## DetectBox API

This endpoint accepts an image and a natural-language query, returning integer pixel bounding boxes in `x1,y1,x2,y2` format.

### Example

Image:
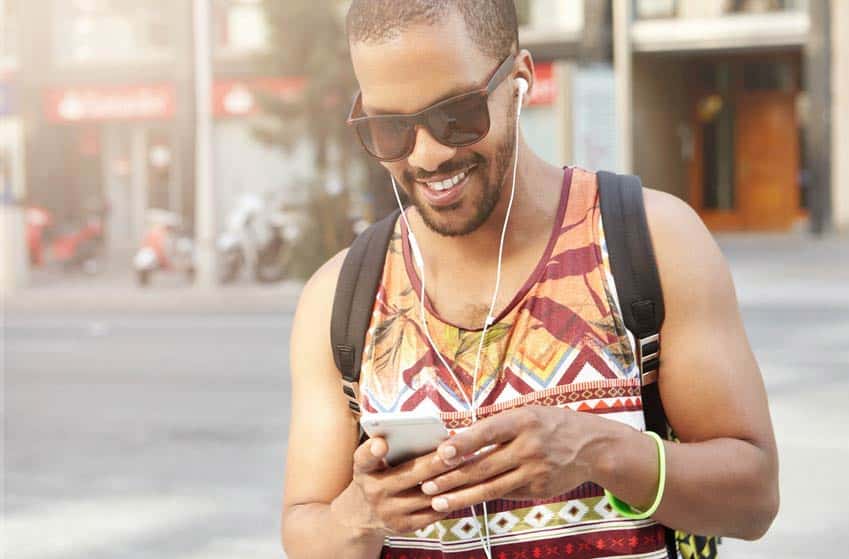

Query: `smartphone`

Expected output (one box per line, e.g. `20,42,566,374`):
359,412,450,466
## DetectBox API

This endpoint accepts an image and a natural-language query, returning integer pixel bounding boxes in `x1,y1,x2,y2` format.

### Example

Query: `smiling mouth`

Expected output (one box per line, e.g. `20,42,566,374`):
422,168,470,191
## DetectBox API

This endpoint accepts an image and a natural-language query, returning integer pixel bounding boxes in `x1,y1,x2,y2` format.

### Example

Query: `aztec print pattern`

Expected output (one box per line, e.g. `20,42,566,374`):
358,167,674,558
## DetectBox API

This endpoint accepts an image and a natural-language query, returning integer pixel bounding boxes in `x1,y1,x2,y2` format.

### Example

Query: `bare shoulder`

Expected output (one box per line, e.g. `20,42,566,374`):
641,188,730,305
641,189,772,446
290,248,350,345
642,188,717,260
297,248,350,318
287,247,350,391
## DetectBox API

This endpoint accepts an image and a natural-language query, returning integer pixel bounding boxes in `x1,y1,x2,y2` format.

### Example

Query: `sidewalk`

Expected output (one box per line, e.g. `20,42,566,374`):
716,231,849,308
3,232,847,314
3,247,304,314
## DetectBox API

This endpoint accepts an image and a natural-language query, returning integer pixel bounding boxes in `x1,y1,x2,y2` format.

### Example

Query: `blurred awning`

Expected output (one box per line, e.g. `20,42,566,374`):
632,11,810,54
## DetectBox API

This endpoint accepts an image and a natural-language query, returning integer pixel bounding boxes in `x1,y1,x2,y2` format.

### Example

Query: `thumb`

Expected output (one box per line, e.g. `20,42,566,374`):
353,437,388,474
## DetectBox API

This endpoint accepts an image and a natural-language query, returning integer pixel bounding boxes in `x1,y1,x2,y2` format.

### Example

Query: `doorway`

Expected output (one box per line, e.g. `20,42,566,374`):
689,55,802,231
101,123,179,247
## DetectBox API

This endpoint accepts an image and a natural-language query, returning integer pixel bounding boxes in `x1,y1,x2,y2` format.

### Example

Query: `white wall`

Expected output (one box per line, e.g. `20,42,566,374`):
572,64,619,173
0,117,28,291
212,119,315,226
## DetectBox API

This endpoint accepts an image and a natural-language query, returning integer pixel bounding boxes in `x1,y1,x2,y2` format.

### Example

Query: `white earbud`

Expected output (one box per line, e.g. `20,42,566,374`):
515,77,529,97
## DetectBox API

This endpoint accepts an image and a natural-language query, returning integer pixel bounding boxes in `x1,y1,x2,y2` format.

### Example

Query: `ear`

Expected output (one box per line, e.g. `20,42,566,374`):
513,48,535,106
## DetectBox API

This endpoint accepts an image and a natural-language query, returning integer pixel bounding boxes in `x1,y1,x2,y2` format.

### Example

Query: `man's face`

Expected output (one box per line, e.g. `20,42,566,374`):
350,12,517,237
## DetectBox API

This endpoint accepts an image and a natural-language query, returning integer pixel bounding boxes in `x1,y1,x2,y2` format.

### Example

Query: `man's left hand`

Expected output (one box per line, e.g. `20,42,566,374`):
421,405,620,513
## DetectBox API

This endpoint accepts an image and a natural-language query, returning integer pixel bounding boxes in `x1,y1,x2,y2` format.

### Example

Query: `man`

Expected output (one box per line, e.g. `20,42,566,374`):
282,1,779,558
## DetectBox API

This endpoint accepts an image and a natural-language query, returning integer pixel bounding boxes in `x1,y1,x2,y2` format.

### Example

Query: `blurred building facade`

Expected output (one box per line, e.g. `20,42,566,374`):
518,0,620,173
1,0,28,290
615,0,848,233
2,0,847,291
11,0,314,256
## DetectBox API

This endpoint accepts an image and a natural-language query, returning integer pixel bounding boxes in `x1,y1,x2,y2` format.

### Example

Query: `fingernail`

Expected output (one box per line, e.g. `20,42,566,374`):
421,481,439,495
432,497,448,512
441,445,457,460
370,443,382,457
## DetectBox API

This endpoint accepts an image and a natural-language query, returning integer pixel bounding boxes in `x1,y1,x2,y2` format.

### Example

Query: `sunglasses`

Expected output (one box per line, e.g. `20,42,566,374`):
346,54,516,162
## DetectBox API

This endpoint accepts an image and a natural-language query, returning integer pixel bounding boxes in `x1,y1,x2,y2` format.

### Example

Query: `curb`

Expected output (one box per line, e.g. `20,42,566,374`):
2,283,305,314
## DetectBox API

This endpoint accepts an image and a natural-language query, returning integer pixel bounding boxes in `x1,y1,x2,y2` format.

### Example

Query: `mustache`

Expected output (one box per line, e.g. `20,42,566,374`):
404,154,484,182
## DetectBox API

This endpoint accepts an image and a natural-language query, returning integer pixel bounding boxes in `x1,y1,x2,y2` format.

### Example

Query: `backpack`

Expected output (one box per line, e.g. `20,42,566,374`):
329,171,719,559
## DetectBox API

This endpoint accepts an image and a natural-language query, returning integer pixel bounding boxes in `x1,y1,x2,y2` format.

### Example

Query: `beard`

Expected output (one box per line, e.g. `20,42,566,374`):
402,112,517,237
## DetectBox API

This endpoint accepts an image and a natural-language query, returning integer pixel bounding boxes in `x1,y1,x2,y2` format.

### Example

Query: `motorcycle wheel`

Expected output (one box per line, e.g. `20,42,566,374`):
254,237,292,283
137,269,151,287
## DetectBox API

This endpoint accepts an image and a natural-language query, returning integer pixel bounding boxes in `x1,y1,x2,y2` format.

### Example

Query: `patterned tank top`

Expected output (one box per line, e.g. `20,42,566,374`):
358,167,670,558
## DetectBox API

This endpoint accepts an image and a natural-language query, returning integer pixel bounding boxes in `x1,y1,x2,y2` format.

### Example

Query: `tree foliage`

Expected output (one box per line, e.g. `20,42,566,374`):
256,0,395,277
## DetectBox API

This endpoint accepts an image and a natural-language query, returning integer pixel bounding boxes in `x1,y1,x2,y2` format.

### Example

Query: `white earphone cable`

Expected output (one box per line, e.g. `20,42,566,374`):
473,83,524,557
391,178,474,412
389,81,525,559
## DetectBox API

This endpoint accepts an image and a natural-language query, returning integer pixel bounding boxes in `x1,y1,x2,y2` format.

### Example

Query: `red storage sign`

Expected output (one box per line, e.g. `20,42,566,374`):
529,62,556,106
213,77,306,117
45,84,176,122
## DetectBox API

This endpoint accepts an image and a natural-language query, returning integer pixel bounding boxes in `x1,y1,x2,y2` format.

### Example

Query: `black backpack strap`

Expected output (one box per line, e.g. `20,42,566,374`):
597,171,666,432
330,208,401,417
598,171,677,559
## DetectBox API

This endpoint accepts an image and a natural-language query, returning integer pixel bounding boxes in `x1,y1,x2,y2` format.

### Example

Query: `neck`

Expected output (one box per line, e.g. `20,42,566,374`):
408,137,565,272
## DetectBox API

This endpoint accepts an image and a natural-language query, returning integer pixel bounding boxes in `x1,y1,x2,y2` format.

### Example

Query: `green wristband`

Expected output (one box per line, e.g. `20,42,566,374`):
603,430,667,520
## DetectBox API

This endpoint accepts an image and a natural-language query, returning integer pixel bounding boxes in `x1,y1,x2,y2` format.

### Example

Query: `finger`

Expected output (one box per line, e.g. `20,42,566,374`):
384,487,443,515
429,469,527,513
421,445,517,496
387,510,451,536
381,449,459,494
353,437,388,474
437,411,523,465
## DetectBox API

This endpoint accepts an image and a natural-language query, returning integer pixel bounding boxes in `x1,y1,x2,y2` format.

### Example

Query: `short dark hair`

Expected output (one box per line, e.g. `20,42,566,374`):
346,0,519,61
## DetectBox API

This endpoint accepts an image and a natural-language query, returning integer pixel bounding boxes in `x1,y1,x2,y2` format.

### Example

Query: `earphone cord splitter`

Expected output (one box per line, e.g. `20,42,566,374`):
390,82,525,559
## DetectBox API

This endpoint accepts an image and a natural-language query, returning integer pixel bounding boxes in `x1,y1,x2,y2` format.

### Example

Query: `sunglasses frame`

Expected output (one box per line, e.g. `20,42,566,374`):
346,54,517,162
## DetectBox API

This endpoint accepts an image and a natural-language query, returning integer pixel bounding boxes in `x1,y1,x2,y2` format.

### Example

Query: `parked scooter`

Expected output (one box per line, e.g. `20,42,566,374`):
134,209,195,286
26,199,106,274
26,206,53,267
216,192,304,284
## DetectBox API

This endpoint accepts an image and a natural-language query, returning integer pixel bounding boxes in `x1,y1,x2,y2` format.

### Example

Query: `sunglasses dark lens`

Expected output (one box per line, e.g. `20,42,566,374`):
356,117,414,161
426,93,489,146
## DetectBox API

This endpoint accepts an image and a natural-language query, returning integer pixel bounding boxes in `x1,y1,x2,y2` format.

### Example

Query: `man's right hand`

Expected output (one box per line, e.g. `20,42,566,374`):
330,437,455,536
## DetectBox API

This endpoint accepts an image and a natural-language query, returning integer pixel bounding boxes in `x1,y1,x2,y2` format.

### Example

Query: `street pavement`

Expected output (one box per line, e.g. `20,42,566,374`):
3,232,848,558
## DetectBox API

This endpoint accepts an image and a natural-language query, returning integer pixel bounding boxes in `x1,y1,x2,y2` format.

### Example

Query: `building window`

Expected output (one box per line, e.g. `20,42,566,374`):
728,0,809,13
517,0,584,34
214,0,270,56
635,0,677,19
698,63,735,211
635,0,810,19
52,0,174,65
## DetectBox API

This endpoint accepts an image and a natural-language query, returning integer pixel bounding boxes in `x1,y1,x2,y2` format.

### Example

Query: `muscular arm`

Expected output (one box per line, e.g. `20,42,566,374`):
593,189,779,539
281,250,384,559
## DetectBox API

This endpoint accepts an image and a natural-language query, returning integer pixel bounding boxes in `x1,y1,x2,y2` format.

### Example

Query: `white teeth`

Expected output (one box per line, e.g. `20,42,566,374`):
427,170,467,191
